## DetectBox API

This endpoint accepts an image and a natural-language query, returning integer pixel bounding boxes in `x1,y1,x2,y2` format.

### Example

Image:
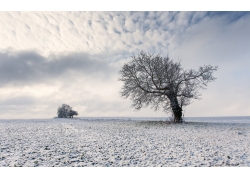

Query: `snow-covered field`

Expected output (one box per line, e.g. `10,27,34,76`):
1,117,250,167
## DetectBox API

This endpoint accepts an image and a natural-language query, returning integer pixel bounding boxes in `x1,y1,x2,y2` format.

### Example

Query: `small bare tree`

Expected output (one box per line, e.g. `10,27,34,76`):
118,51,218,123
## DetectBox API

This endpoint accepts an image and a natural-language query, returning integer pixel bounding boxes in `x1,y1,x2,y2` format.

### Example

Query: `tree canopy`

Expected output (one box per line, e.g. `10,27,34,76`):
57,104,78,118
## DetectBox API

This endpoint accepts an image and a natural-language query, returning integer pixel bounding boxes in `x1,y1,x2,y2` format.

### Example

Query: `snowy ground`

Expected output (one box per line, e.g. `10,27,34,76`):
1,117,250,167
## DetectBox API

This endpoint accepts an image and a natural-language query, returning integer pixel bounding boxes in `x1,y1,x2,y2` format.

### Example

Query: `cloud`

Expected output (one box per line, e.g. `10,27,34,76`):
0,96,36,106
0,50,116,87
169,12,250,67
0,12,213,56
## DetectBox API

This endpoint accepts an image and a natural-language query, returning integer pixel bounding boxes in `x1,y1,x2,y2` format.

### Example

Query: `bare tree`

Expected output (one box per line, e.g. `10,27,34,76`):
118,51,218,123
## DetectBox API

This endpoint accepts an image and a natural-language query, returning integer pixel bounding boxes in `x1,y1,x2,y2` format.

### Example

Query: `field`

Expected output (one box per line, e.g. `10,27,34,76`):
1,117,250,167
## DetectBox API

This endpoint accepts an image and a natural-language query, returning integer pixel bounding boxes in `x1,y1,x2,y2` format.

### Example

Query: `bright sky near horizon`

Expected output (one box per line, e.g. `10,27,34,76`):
0,10,250,118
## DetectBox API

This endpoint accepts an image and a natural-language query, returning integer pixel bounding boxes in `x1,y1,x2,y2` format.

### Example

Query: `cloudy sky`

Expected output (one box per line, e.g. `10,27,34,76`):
0,11,249,118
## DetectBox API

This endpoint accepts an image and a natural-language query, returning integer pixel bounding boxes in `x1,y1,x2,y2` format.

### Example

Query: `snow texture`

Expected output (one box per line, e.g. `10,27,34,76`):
1,117,250,167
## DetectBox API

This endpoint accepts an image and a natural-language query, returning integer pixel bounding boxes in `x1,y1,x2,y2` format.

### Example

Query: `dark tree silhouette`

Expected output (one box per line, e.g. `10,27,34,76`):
68,110,78,118
118,51,218,123
57,104,78,118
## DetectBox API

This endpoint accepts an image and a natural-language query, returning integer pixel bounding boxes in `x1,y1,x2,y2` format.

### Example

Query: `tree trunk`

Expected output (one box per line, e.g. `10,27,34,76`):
169,95,183,123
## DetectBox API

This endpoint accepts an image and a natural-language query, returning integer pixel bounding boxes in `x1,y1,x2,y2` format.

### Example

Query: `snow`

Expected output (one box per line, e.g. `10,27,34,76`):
1,117,250,167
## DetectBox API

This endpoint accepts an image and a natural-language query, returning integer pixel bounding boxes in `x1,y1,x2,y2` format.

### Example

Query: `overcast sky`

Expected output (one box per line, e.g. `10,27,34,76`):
0,11,249,118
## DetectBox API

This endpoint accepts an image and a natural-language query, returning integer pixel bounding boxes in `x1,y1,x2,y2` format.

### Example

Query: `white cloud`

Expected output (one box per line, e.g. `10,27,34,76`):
0,12,193,56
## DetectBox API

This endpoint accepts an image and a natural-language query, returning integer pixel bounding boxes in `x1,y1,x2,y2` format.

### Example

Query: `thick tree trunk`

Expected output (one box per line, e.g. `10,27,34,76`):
169,95,183,123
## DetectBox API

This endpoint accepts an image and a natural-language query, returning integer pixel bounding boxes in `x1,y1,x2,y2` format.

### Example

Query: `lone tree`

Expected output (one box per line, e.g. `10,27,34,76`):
118,51,218,123
57,104,78,118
